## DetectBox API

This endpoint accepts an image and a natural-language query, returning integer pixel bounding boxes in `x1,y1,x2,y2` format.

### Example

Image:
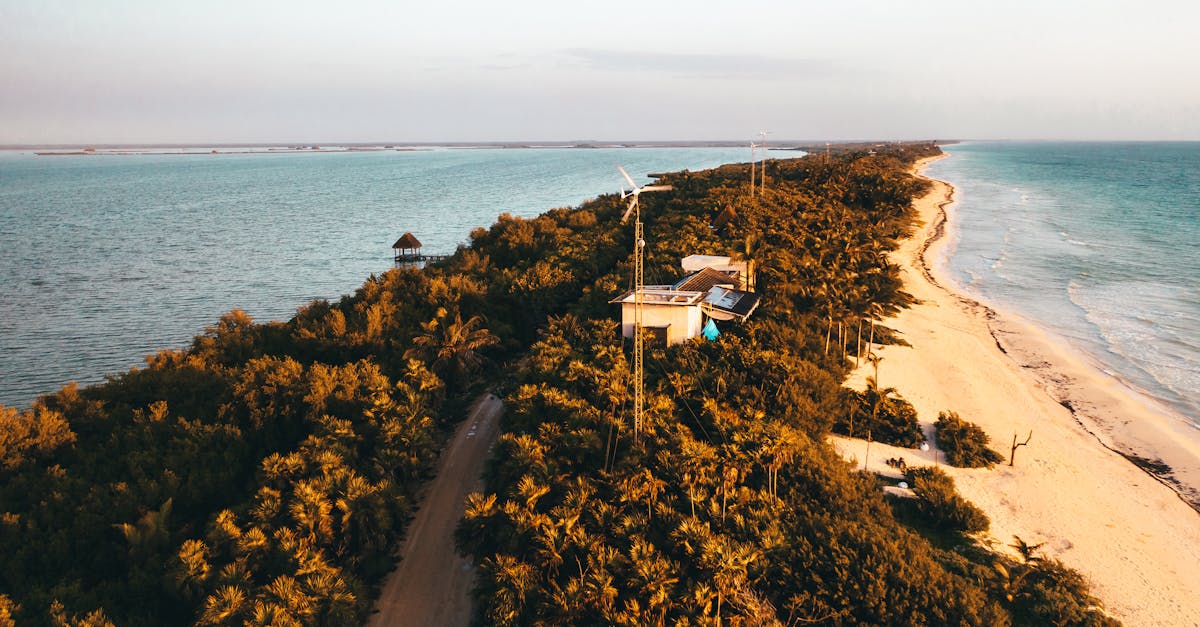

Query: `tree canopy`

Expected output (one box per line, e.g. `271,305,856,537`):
0,143,1114,626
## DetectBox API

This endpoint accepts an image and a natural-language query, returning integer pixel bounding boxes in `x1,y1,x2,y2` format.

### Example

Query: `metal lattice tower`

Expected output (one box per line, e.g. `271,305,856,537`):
633,216,645,440
616,165,671,445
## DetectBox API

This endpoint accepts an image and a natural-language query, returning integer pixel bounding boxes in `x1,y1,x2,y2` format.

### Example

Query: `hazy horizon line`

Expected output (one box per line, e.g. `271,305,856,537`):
0,139,911,148
6,138,1200,151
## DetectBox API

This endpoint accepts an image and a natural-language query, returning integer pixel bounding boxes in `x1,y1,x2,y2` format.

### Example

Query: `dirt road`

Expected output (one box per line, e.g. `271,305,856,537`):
368,393,503,627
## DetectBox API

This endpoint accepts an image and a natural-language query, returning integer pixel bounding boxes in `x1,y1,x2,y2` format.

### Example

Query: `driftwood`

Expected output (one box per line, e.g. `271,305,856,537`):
1009,430,1033,467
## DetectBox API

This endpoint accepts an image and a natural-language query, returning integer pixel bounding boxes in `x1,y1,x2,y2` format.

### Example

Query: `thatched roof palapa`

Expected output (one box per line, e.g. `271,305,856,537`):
392,232,422,249
711,204,737,230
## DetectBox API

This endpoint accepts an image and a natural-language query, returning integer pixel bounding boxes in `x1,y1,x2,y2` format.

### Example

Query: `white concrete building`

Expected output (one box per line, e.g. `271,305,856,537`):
611,255,762,346
609,289,706,346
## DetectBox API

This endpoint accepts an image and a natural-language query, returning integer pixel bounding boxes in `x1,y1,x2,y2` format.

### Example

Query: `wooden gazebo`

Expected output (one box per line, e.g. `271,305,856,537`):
392,232,423,261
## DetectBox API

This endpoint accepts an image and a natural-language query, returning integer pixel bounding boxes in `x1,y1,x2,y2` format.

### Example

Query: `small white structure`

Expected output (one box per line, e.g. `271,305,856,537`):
610,289,705,346
611,255,762,346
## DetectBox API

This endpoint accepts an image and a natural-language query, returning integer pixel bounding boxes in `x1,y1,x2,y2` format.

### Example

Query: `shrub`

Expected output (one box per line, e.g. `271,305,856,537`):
997,538,1120,626
837,382,925,448
1012,559,1121,626
906,466,989,534
936,411,1004,468
872,393,925,448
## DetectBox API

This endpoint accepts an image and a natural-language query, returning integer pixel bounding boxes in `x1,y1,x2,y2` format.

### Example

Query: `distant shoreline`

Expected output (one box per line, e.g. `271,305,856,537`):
9,141,749,153
4,140,954,154
29,147,433,156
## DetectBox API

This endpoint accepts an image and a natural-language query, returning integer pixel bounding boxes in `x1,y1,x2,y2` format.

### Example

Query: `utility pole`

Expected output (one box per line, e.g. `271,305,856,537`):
758,130,769,196
750,142,758,198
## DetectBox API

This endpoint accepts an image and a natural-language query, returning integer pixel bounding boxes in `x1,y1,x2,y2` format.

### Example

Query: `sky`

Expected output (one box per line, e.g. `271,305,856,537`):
2,0,1198,143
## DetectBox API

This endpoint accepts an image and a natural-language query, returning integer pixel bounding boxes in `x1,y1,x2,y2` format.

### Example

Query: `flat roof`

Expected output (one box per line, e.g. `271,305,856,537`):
681,254,732,272
609,289,705,305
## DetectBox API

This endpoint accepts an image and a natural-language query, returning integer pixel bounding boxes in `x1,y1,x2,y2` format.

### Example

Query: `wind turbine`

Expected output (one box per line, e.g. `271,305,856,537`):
617,164,672,442
749,142,759,198
757,130,770,196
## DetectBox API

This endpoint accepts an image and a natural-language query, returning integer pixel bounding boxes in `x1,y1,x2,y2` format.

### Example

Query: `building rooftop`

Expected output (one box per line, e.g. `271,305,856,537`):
702,286,762,321
711,204,738,230
681,254,749,277
392,232,422,249
674,267,739,292
681,254,732,273
609,289,706,306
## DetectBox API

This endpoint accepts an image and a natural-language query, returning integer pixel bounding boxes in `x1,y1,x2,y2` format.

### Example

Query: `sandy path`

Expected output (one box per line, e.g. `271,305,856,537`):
834,156,1200,625
368,393,503,627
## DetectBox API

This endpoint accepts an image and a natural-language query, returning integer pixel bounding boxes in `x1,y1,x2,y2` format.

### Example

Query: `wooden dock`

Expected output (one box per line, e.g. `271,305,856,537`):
394,253,450,266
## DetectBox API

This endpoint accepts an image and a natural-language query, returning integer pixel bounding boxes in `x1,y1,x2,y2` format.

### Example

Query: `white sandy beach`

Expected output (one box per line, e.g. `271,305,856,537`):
834,155,1200,625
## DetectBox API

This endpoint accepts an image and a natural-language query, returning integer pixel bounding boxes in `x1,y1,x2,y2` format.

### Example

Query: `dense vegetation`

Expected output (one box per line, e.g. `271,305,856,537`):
838,377,925,448
0,144,1116,626
904,466,991,534
936,410,1006,468
456,146,1117,626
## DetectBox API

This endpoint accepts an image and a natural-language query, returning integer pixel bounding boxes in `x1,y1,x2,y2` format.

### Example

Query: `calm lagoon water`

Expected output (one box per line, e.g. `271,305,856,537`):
927,142,1200,424
0,147,747,408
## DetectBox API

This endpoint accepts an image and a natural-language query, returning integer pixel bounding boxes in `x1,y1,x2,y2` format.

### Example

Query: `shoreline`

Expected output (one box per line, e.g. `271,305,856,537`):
918,157,1200,511
838,154,1200,623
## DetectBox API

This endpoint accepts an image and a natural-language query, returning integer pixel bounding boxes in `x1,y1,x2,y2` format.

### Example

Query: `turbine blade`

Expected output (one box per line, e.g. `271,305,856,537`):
620,196,638,223
640,185,673,192
617,164,637,189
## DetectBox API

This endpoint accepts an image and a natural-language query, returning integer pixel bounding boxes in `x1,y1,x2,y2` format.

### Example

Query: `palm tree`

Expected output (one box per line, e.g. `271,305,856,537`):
866,352,882,385
628,537,679,625
993,536,1047,603
197,585,248,626
305,572,358,626
1011,536,1045,565
678,439,717,519
290,481,334,546
731,231,763,292
642,469,668,521
405,308,499,394
115,498,172,559
484,554,535,625
174,539,213,601
763,425,801,499
244,600,296,627
265,575,315,622
706,538,758,626
848,375,894,441
535,524,567,577
334,474,389,555
720,465,740,523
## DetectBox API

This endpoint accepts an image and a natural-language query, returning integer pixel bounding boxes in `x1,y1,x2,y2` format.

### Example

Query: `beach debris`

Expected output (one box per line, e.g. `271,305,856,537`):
1009,430,1033,467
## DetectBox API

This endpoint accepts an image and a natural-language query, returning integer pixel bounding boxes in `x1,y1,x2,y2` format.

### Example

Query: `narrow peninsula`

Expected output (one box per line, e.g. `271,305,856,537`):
9,144,1194,626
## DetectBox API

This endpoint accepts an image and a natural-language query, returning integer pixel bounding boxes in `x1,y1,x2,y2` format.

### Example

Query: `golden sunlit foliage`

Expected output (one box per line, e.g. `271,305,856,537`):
0,143,1113,626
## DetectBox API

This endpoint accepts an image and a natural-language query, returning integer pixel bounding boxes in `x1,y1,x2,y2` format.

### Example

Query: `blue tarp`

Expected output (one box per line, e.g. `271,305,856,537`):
702,319,720,341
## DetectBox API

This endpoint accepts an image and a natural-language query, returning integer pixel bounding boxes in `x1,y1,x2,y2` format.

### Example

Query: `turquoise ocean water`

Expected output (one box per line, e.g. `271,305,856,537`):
926,142,1200,425
0,147,747,408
